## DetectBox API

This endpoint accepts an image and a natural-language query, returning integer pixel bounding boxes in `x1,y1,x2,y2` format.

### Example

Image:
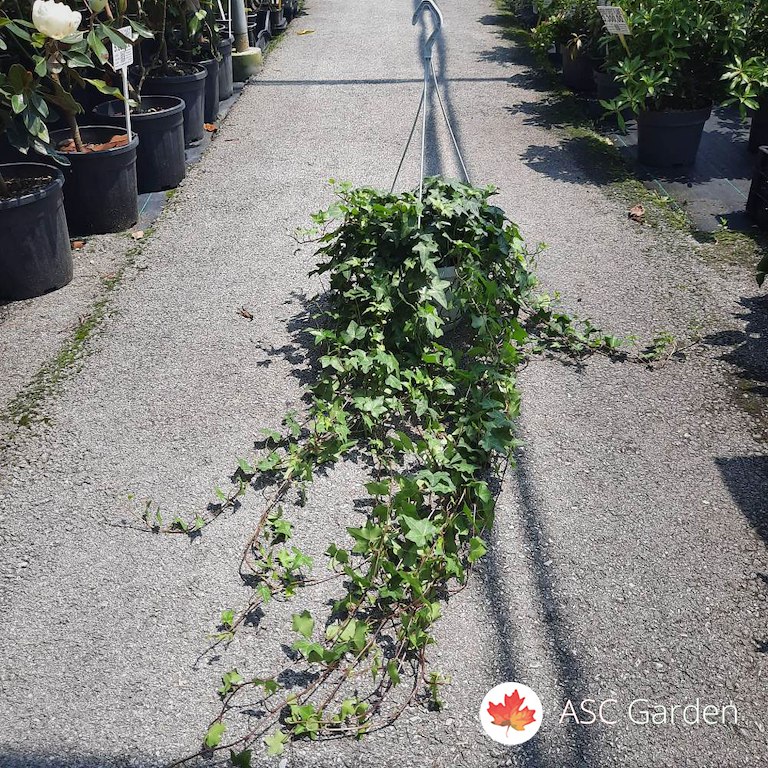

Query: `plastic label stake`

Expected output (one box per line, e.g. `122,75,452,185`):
111,26,135,142
597,4,631,55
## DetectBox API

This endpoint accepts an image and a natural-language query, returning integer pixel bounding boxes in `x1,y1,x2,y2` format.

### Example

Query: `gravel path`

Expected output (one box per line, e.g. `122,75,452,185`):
1,2,766,767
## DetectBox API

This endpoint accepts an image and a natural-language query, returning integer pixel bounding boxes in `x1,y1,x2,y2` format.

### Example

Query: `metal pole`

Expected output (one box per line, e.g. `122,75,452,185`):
231,0,249,53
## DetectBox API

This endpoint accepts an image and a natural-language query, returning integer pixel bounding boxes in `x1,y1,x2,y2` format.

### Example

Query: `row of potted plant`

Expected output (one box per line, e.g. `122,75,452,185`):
1,0,294,302
528,0,768,168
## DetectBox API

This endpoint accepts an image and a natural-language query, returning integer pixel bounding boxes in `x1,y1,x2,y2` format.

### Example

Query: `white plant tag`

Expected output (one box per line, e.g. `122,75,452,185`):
598,5,631,36
111,26,135,69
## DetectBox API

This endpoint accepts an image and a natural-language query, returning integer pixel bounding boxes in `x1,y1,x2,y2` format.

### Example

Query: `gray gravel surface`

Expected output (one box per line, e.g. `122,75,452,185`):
1,2,766,767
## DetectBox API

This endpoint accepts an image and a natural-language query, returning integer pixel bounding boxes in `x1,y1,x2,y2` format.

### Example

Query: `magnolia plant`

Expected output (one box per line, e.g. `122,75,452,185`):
0,1,151,154
32,0,82,39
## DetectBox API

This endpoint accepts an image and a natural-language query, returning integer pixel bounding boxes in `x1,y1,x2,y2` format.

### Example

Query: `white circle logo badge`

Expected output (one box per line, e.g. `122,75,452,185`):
479,682,543,745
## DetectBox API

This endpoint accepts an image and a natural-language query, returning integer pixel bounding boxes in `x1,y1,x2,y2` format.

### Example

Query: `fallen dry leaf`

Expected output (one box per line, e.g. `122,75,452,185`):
628,204,645,224
131,230,145,240
297,29,315,35
237,306,254,321
71,239,86,250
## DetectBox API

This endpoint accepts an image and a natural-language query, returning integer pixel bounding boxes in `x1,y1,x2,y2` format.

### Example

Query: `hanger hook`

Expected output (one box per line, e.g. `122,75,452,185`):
412,0,443,61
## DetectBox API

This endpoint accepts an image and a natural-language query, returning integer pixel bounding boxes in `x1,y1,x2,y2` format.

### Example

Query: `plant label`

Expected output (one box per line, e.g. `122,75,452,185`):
111,26,135,70
110,26,136,143
598,5,631,36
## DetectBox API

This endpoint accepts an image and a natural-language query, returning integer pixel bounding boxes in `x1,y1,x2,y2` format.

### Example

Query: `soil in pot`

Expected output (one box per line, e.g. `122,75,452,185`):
637,104,712,167
218,36,234,100
749,95,768,153
560,44,594,92
0,163,72,301
199,58,220,123
144,62,207,145
93,96,186,193
49,126,139,236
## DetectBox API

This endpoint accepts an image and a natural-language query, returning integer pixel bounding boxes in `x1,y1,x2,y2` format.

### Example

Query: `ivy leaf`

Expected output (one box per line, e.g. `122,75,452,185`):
468,536,487,563
365,480,390,496
204,721,226,748
264,730,288,756
229,748,252,767
402,516,438,548
291,610,314,639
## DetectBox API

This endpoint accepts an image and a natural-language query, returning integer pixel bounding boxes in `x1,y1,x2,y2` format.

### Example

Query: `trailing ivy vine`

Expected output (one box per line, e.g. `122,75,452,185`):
164,178,621,765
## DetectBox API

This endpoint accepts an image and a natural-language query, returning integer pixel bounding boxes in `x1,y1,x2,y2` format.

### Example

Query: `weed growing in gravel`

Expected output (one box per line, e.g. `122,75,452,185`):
160,178,623,765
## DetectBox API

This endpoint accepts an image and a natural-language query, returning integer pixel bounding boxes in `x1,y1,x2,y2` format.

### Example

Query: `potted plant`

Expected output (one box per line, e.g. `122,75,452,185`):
93,1,186,193
722,2,768,152
3,0,140,236
601,0,748,168
530,0,602,92
217,26,233,99
0,46,72,300
141,0,207,145
175,0,221,124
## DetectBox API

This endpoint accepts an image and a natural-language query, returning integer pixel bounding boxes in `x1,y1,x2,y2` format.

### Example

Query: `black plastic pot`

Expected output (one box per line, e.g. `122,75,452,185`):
560,44,594,92
0,163,72,300
93,96,185,194
594,70,620,102
746,146,768,229
637,105,712,167
218,36,234,100
144,66,207,145
270,9,287,33
200,58,220,123
749,96,768,153
49,126,138,236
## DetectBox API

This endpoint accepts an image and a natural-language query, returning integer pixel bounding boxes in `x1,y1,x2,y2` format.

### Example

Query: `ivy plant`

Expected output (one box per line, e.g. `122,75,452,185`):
160,178,622,766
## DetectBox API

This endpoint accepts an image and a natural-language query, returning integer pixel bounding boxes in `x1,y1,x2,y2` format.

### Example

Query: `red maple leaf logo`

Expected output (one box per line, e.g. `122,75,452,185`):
487,689,537,735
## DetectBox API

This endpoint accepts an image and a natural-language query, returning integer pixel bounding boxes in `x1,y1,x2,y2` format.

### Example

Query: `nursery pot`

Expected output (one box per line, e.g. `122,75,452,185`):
270,8,287,32
560,44,594,92
749,95,768,153
0,163,72,301
594,69,620,102
636,105,712,167
93,96,185,194
49,126,138,236
199,58,221,123
218,35,234,100
144,66,207,145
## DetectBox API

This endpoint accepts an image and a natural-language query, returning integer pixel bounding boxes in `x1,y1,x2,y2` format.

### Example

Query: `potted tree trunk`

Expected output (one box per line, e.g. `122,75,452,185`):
602,0,746,168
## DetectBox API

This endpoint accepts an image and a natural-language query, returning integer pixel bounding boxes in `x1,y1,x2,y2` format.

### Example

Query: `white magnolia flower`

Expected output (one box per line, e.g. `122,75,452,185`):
32,0,82,41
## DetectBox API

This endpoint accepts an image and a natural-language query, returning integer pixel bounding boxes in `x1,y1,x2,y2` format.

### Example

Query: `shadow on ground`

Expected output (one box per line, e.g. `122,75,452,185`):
704,295,768,398
480,448,595,768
